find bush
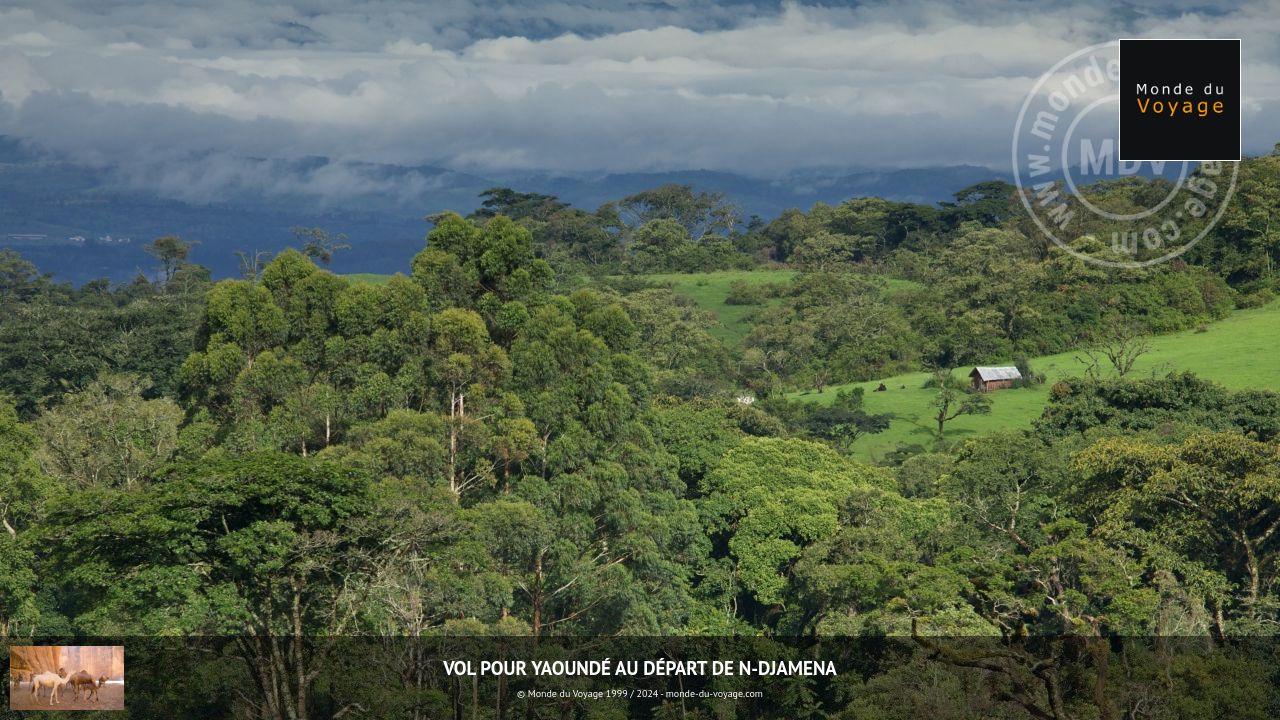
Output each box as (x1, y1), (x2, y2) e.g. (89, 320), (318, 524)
(1014, 356), (1045, 387)
(725, 280), (768, 306)
(920, 371), (969, 390)
(1238, 288), (1276, 309)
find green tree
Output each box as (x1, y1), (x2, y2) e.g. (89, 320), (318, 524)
(618, 288), (734, 397)
(48, 452), (375, 719)
(320, 410), (446, 483)
(0, 398), (52, 536)
(783, 483), (972, 636)
(791, 230), (864, 270)
(1036, 372), (1280, 442)
(430, 308), (511, 499)
(939, 181), (1017, 227)
(926, 432), (1164, 720)
(701, 437), (894, 610)
(0, 287), (200, 419)
(1200, 152), (1280, 283)
(0, 249), (45, 307)
(615, 183), (738, 239)
(470, 187), (568, 222)
(0, 398), (47, 638)
(202, 279), (287, 363)
(626, 218), (694, 273)
(0, 529), (38, 638)
(534, 207), (617, 266)
(931, 370), (992, 440)
(413, 213), (553, 314)
(291, 226), (351, 266)
(796, 389), (892, 452)
(144, 235), (198, 282)
(1077, 432), (1280, 632)
(36, 374), (183, 489)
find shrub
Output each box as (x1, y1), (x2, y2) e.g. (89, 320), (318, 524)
(725, 280), (768, 306)
(1014, 356), (1045, 387)
(1238, 288), (1276, 309)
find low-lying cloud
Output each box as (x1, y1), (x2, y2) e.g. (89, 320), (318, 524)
(2, 0), (1279, 203)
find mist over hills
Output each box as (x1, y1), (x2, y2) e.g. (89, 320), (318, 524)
(0, 137), (1006, 283)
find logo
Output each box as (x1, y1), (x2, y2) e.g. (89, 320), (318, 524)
(1119, 39), (1241, 162)
(1012, 41), (1238, 268)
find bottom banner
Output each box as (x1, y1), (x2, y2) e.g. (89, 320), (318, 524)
(3, 636), (1277, 718)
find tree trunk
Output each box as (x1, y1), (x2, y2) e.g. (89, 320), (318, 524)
(1242, 532), (1261, 611)
(452, 675), (464, 720)
(291, 583), (308, 720)
(531, 552), (544, 639)
(1088, 637), (1117, 720)
(448, 391), (465, 498)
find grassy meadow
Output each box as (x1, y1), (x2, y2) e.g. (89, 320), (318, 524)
(638, 269), (795, 343)
(793, 300), (1280, 462)
(638, 269), (918, 344)
(344, 272), (395, 285)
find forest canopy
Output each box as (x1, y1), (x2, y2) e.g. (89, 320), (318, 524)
(3, 158), (1280, 719)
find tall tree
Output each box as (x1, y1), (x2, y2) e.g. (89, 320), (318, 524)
(701, 437), (894, 611)
(291, 227), (351, 267)
(48, 452), (375, 720)
(615, 184), (738, 238)
(931, 369), (992, 440)
(0, 397), (51, 637)
(470, 188), (568, 222)
(1077, 432), (1280, 631)
(0, 397), (48, 537)
(144, 235), (198, 282)
(429, 308), (511, 499)
(36, 374), (183, 489)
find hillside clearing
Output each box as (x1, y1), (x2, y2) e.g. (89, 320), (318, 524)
(637, 270), (919, 344)
(792, 300), (1280, 463)
(345, 272), (395, 285)
(637, 270), (795, 343)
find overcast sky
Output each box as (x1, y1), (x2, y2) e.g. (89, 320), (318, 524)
(2, 0), (1279, 188)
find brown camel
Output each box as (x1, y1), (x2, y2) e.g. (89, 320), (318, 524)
(66, 670), (106, 702)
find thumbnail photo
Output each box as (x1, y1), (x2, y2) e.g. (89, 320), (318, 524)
(9, 646), (124, 711)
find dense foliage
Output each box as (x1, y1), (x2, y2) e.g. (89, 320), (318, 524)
(4, 159), (1280, 718)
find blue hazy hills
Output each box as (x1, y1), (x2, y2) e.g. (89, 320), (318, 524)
(0, 136), (1004, 283)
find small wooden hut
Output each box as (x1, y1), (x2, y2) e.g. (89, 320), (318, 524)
(969, 366), (1022, 392)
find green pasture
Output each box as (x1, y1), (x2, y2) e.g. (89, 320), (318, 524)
(638, 270), (795, 343)
(639, 270), (918, 344)
(793, 300), (1280, 463)
(344, 272), (395, 285)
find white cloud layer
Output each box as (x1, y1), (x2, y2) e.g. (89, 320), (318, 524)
(2, 0), (1278, 192)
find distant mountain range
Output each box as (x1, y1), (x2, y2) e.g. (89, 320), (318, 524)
(0, 136), (1007, 283)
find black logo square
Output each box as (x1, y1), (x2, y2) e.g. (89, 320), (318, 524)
(1119, 39), (1240, 161)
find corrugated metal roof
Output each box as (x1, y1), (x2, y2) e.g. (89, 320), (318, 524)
(971, 366), (1022, 381)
